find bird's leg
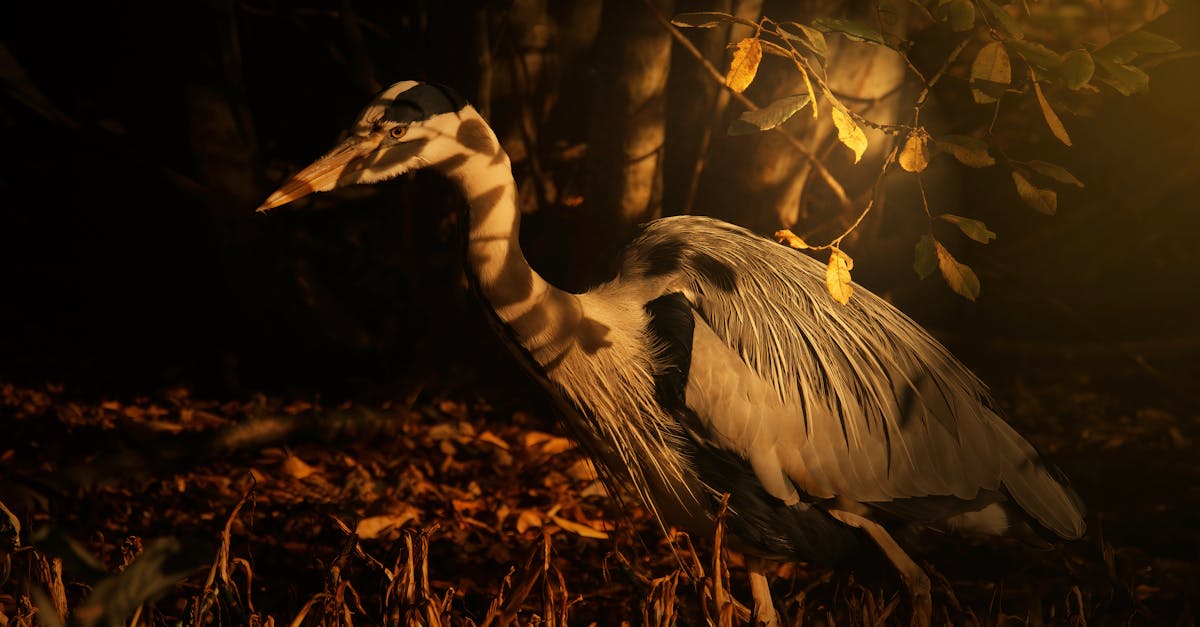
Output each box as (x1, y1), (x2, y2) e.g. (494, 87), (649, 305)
(745, 557), (781, 627)
(827, 509), (931, 627)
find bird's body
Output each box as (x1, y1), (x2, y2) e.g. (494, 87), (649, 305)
(260, 80), (1085, 625)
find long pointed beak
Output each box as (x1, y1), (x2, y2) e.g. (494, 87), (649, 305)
(257, 134), (383, 212)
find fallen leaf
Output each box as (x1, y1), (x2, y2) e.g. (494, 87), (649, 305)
(356, 511), (419, 539)
(523, 431), (575, 455)
(550, 514), (609, 540)
(516, 509), (543, 533)
(476, 430), (510, 450)
(282, 455), (318, 480)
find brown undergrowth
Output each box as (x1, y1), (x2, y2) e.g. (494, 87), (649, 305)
(0, 377), (1196, 625)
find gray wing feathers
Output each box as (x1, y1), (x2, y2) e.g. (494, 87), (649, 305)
(624, 216), (1085, 539)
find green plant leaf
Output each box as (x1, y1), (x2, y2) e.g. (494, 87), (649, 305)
(971, 41), (1011, 104)
(1060, 50), (1095, 90)
(914, 235), (938, 279)
(1031, 71), (1071, 146)
(936, 241), (981, 300)
(1008, 40), (1063, 70)
(978, 0), (1023, 39)
(937, 135), (996, 167)
(939, 214), (997, 243)
(812, 18), (884, 44)
(1096, 29), (1181, 64)
(1012, 171), (1057, 214)
(1095, 57), (1150, 95)
(782, 22), (828, 57)
(671, 12), (748, 28)
(729, 94), (812, 135)
(1027, 160), (1084, 187)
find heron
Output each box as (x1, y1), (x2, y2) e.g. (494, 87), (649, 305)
(258, 80), (1085, 626)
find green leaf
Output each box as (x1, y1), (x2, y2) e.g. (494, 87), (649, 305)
(939, 214), (997, 243)
(729, 95), (812, 135)
(1027, 160), (1084, 187)
(1095, 57), (1150, 95)
(937, 135), (996, 167)
(936, 241), (981, 300)
(671, 11), (745, 28)
(1031, 71), (1071, 146)
(914, 235), (938, 279)
(782, 22), (828, 58)
(1096, 29), (1181, 64)
(978, 0), (1023, 39)
(971, 42), (1012, 104)
(1012, 171), (1057, 214)
(1060, 50), (1095, 90)
(1007, 40), (1063, 70)
(812, 17), (884, 44)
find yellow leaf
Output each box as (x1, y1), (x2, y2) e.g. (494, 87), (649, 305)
(774, 229), (810, 249)
(831, 107), (867, 164)
(1012, 171), (1057, 214)
(1031, 70), (1071, 146)
(725, 38), (762, 93)
(516, 509), (543, 533)
(550, 514), (610, 540)
(935, 241), (980, 301)
(899, 129), (929, 173)
(476, 430), (509, 450)
(825, 248), (854, 305)
(971, 42), (1011, 104)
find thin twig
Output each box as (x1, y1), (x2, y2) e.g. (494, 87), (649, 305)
(644, 0), (852, 213)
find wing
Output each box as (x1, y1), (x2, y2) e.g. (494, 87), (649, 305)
(627, 216), (1085, 540)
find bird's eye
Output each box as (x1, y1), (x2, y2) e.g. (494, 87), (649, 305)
(389, 126), (408, 139)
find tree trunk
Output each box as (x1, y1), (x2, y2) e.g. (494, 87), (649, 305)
(577, 0), (676, 284)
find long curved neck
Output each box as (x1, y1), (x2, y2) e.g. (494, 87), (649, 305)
(439, 123), (581, 367)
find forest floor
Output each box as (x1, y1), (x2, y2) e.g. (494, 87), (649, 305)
(1, 352), (1197, 626)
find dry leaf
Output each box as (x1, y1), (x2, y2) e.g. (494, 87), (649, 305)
(516, 509), (543, 533)
(523, 431), (575, 455)
(939, 214), (997, 243)
(476, 430), (509, 450)
(825, 248), (854, 305)
(937, 135), (996, 168)
(831, 107), (867, 164)
(774, 229), (810, 249)
(282, 455), (318, 480)
(356, 511), (419, 539)
(550, 515), (609, 540)
(725, 38), (762, 93)
(1031, 70), (1071, 146)
(899, 129), (929, 173)
(935, 242), (981, 301)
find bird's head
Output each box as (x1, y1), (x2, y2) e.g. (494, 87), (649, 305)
(258, 80), (484, 212)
